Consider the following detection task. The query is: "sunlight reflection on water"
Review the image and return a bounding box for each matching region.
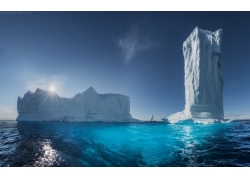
[33,140,59,166]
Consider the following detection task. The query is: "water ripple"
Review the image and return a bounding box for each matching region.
[0,120,250,166]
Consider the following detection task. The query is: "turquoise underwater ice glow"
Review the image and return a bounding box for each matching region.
[1,120,250,167]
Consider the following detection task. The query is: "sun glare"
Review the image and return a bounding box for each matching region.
[50,86,56,92]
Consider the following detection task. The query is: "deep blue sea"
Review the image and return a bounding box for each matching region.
[1,120,250,167]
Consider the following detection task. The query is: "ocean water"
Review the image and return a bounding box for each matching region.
[0,120,250,167]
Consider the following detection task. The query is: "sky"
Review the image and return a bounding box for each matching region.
[0,11,250,120]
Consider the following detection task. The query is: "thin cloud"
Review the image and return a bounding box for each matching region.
[117,27,157,63]
[0,48,4,59]
[225,113,243,118]
[223,97,235,103]
[232,81,237,88]
[0,105,17,119]
[225,111,250,120]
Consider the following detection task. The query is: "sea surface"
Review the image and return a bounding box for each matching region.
[0,120,250,167]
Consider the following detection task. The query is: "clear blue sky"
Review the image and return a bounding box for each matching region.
[0,12,250,120]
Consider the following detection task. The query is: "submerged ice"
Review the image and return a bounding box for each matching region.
[17,87,138,122]
[167,27,224,123]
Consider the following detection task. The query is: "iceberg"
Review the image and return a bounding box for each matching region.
[166,27,224,123]
[17,87,139,122]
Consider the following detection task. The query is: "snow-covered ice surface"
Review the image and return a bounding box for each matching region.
[166,27,225,124]
[17,87,139,122]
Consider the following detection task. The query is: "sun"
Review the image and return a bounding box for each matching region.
[50,86,56,92]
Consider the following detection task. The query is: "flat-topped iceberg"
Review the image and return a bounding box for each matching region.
[165,27,224,123]
[17,87,139,122]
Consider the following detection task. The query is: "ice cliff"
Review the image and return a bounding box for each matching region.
[167,27,224,123]
[17,87,138,122]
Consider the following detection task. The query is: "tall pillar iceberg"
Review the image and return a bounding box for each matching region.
[167,27,224,122]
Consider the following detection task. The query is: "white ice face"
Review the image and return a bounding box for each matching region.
[17,87,138,122]
[167,27,224,123]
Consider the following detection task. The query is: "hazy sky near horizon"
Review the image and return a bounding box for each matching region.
[1,11,250,120]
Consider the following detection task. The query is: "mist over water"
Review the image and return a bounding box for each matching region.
[1,120,250,167]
